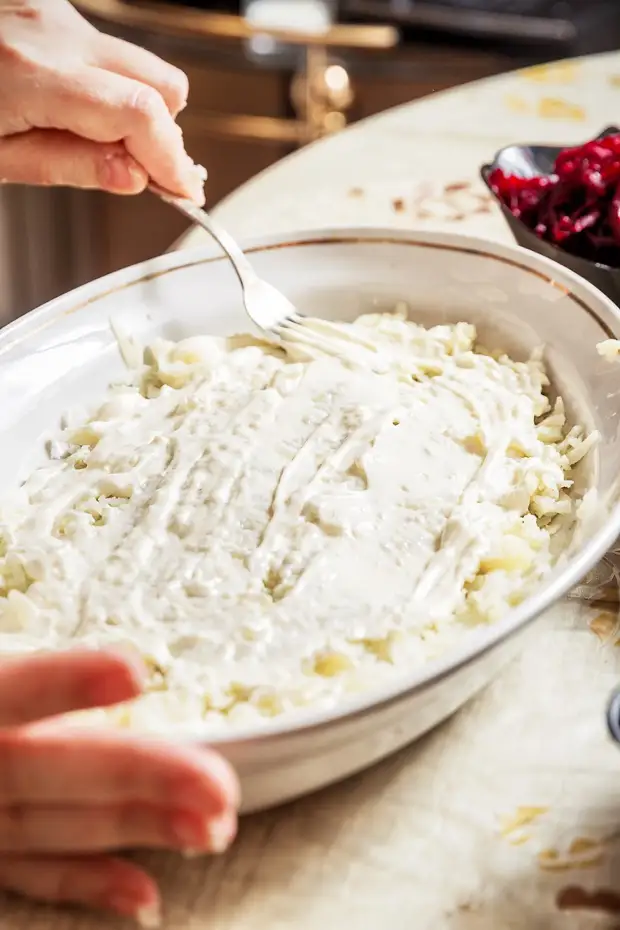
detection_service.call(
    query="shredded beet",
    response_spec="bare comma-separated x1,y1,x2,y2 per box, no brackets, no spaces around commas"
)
488,134,620,267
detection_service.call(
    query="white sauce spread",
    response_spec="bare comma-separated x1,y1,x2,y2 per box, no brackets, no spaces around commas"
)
597,338,620,362
0,312,594,732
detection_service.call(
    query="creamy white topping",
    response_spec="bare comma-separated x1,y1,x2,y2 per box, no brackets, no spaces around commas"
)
0,312,591,732
597,338,620,362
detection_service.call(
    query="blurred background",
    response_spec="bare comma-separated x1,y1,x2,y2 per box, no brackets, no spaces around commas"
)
1,0,619,320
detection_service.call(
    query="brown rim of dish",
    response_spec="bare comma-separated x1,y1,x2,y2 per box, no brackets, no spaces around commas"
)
49,234,614,337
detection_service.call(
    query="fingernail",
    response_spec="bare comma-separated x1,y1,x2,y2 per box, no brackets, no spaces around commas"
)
108,642,149,684
184,160,207,205
126,160,148,193
107,894,161,927
171,810,206,849
136,904,162,929
171,809,236,853
208,809,237,853
103,153,146,194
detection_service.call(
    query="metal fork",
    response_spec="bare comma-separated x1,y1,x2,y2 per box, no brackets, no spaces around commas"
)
149,184,303,343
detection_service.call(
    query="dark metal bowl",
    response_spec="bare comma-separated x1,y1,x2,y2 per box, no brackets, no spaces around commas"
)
481,126,620,305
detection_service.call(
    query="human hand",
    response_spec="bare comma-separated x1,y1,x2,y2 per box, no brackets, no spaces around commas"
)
0,0,205,201
0,649,239,926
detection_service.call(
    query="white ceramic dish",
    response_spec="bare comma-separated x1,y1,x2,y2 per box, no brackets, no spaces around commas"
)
2,228,620,814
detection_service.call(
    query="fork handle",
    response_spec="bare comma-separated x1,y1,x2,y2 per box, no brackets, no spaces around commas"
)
148,184,258,289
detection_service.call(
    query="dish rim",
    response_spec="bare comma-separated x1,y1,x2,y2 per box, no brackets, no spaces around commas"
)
3,225,620,747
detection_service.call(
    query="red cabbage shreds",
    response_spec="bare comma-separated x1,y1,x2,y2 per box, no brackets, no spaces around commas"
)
488,169,553,221
489,133,620,268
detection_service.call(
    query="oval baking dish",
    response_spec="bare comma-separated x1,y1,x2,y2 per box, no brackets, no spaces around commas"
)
1,228,620,813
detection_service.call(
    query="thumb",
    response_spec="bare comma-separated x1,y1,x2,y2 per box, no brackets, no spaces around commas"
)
0,129,148,194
